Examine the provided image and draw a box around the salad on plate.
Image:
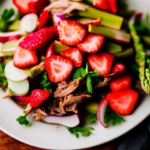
[0,0,150,138]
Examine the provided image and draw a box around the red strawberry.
[112,63,125,74]
[77,34,104,53]
[106,89,139,115]
[93,0,117,13]
[30,89,50,107]
[19,26,57,51]
[110,75,132,92]
[28,0,49,14]
[60,48,82,68]
[37,10,51,30]
[44,55,73,83]
[13,0,32,14]
[87,52,114,77]
[46,42,55,59]
[0,34,21,43]
[13,46,38,68]
[15,96,30,104]
[57,20,86,46]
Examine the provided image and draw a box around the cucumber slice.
[8,79,29,96]
[4,60,28,82]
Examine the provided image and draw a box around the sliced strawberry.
[60,48,82,68]
[106,89,139,115]
[30,89,50,107]
[93,0,117,13]
[13,0,32,14]
[46,42,55,59]
[112,63,125,74]
[15,96,30,104]
[44,55,73,83]
[19,26,57,51]
[57,20,86,46]
[37,10,51,30]
[28,0,49,14]
[87,52,114,77]
[110,75,132,92]
[13,46,38,68]
[77,34,104,53]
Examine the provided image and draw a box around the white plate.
[0,0,150,149]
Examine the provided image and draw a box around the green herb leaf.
[85,62,89,74]
[1,8,15,20]
[88,113,98,123]
[66,126,94,138]
[80,67,87,78]
[73,68,82,79]
[104,106,125,126]
[16,116,30,127]
[86,75,92,94]
[92,76,104,82]
[89,71,99,77]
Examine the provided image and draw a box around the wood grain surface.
[0,130,121,150]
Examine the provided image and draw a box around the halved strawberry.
[30,89,50,107]
[60,48,82,68]
[28,0,49,14]
[93,0,117,13]
[46,42,55,59]
[110,75,132,92]
[37,10,51,30]
[57,20,86,46]
[77,34,104,53]
[44,55,73,83]
[13,0,32,14]
[87,52,114,77]
[106,89,139,115]
[112,63,125,74]
[13,46,38,68]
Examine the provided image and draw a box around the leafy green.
[89,71,99,77]
[0,62,7,88]
[1,8,15,20]
[38,72,57,95]
[16,116,30,127]
[66,126,94,138]
[86,74,92,94]
[88,113,98,123]
[104,106,125,126]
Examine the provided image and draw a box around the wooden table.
[0,130,121,150]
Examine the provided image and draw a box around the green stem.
[75,4,123,30]
[115,47,134,58]
[53,40,70,54]
[88,24,131,43]
[102,41,122,54]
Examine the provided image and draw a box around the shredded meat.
[65,103,78,113]
[48,98,62,114]
[22,104,32,116]
[59,94,73,108]
[54,107,66,114]
[94,77,112,89]
[32,108,47,120]
[66,94,92,105]
[54,78,82,98]
[44,0,88,15]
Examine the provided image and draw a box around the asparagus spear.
[129,15,150,94]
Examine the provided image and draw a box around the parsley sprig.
[16,116,30,127]
[66,126,94,138]
[88,113,98,123]
[38,72,57,95]
[104,106,125,126]
[73,63,103,94]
